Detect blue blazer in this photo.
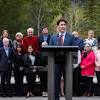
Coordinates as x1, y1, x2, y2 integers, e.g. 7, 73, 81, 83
49, 32, 76, 63
49, 32, 76, 46
39, 34, 51, 46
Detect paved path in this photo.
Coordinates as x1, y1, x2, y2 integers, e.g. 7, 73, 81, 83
0, 97, 100, 100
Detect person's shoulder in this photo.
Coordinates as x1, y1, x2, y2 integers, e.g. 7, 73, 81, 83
33, 35, 39, 39
66, 32, 72, 35
93, 38, 98, 41
66, 32, 74, 38
38, 34, 43, 39
95, 50, 99, 54
23, 53, 28, 57
79, 37, 84, 41
51, 33, 58, 37
9, 47, 13, 51
0, 47, 4, 51
9, 38, 12, 41
0, 47, 3, 50
48, 34, 51, 37
0, 37, 2, 41
33, 35, 38, 37
23, 36, 28, 40
84, 38, 88, 41
13, 39, 17, 42
90, 50, 95, 55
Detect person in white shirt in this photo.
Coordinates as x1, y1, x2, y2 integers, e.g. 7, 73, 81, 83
84, 30, 98, 52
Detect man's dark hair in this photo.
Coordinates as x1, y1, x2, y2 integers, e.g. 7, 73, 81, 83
57, 19, 68, 26
2, 30, 8, 34
42, 26, 48, 30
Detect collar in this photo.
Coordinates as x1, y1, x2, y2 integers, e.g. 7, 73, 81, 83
59, 31, 66, 37
43, 34, 48, 37
88, 38, 94, 40
4, 47, 9, 50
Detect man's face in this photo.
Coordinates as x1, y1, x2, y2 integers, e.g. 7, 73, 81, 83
27, 31, 33, 37
3, 39, 9, 47
57, 21, 67, 33
42, 28, 48, 34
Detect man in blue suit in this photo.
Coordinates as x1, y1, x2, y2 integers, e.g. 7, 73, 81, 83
49, 19, 76, 100
0, 38, 13, 97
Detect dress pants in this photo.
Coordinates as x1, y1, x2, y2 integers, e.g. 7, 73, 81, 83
95, 71, 100, 95
40, 71, 47, 92
73, 67, 81, 96
0, 70, 12, 96
26, 72, 36, 93
54, 63, 65, 100
14, 69, 23, 96
81, 76, 93, 95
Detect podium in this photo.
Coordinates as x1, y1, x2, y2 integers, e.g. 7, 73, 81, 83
42, 46, 78, 100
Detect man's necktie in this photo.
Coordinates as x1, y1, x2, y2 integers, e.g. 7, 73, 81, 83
59, 34, 64, 45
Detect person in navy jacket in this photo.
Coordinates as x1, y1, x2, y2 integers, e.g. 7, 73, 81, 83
49, 19, 76, 100
38, 26, 51, 96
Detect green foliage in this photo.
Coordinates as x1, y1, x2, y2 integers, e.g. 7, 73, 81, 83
82, 0, 100, 37
0, 0, 99, 38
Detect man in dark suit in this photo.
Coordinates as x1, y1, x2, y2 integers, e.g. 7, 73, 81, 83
39, 26, 51, 46
39, 26, 51, 65
49, 19, 76, 100
38, 26, 51, 96
0, 38, 13, 97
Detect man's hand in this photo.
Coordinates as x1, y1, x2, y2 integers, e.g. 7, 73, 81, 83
73, 64, 78, 68
42, 41, 48, 46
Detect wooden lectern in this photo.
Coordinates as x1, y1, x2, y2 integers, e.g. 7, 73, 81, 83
42, 46, 78, 100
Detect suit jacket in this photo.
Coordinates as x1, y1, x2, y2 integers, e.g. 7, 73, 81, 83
39, 34, 51, 46
0, 47, 13, 71
74, 37, 84, 51
38, 34, 51, 65
23, 54, 36, 73
49, 32, 76, 46
49, 32, 76, 63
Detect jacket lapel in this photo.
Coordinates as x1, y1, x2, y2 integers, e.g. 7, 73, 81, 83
2, 48, 8, 58
56, 34, 60, 45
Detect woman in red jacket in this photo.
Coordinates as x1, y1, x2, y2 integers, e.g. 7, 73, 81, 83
80, 43, 95, 96
23, 28, 40, 54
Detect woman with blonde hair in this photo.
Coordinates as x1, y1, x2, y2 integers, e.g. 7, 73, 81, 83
13, 32, 23, 51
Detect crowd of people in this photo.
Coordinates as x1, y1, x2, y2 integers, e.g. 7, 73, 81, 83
0, 19, 100, 99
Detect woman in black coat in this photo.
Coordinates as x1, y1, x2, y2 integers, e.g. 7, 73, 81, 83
23, 45, 36, 97
13, 44, 24, 96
